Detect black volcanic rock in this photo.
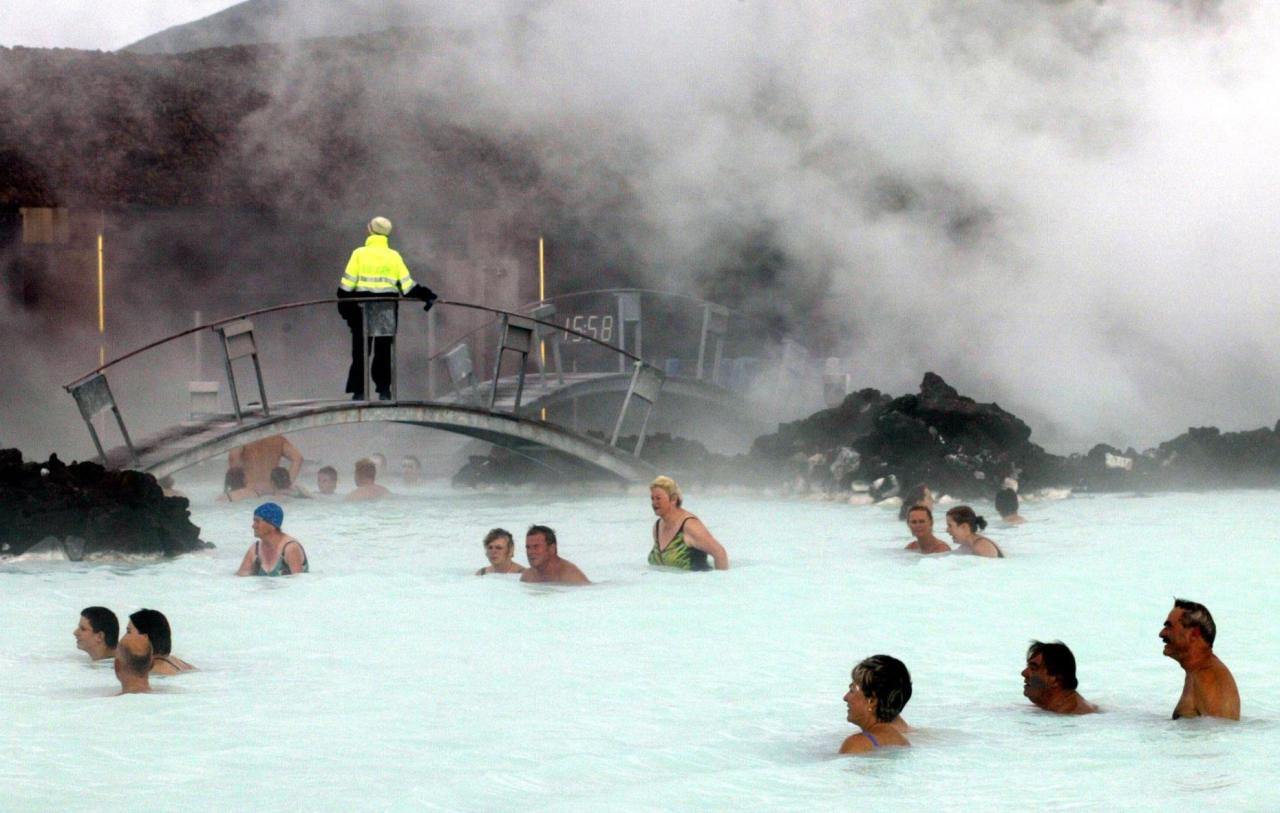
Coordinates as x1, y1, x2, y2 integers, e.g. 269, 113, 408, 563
0, 449, 210, 559
750, 373, 1060, 497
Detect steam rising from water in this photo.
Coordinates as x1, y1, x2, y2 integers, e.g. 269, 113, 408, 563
9, 0, 1280, 458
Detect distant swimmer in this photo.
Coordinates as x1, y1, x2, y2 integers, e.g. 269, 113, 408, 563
1022, 641, 1097, 715
236, 502, 309, 577
401, 455, 423, 487
1161, 599, 1239, 720
128, 609, 195, 675
74, 606, 119, 662
228, 434, 303, 495
897, 483, 934, 521
648, 475, 729, 571
345, 458, 391, 502
316, 465, 338, 496
945, 506, 1003, 558
995, 488, 1026, 525
219, 467, 257, 503
840, 655, 912, 754
476, 528, 526, 575
114, 633, 153, 695
269, 466, 310, 499
904, 505, 951, 554
520, 525, 589, 585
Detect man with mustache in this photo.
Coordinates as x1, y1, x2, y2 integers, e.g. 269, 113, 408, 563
1160, 599, 1239, 720
1021, 640, 1097, 715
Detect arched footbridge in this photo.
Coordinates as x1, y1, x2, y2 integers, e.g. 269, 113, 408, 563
64, 293, 807, 483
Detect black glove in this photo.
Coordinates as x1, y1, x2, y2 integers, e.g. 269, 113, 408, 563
406, 284, 438, 312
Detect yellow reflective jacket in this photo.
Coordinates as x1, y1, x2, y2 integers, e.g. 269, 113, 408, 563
339, 234, 417, 295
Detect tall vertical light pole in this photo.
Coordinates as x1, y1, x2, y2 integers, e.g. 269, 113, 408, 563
539, 236, 547, 421
97, 211, 105, 367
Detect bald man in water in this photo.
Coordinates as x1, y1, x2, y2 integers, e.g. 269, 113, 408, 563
114, 633, 153, 695
1161, 599, 1239, 720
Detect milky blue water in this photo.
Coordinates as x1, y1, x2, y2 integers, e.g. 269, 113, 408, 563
2, 487, 1276, 811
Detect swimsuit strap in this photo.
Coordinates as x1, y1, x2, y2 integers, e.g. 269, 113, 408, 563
656, 516, 695, 549
864, 732, 880, 749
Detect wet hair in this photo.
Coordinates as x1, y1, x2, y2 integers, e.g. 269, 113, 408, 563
946, 505, 988, 533
355, 458, 377, 483
224, 466, 247, 491
81, 606, 119, 648
484, 528, 514, 551
1174, 598, 1217, 647
852, 655, 913, 723
129, 609, 173, 655
994, 487, 1020, 517
118, 636, 153, 676
906, 504, 932, 521
650, 475, 683, 507
526, 524, 557, 546
1027, 640, 1079, 691
898, 484, 931, 520
318, 466, 337, 479
269, 466, 292, 490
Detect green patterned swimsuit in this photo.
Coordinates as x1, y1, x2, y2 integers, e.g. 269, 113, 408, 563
253, 540, 309, 576
649, 517, 710, 571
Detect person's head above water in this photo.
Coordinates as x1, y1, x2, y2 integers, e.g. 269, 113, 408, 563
354, 458, 378, 485
224, 466, 247, 491
368, 216, 392, 236
1022, 640, 1097, 714
1162, 598, 1217, 658
75, 606, 119, 660
525, 525, 558, 568
128, 609, 174, 656
945, 505, 986, 533
850, 655, 913, 723
252, 502, 284, 538
898, 483, 933, 520
114, 633, 153, 693
317, 466, 337, 495
269, 467, 292, 491
906, 505, 933, 536
650, 473, 680, 507
995, 488, 1020, 518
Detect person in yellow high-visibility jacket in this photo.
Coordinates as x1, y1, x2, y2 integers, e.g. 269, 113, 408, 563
336, 216, 437, 399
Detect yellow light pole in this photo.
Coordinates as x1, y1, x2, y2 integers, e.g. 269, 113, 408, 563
539, 236, 547, 421
97, 212, 105, 366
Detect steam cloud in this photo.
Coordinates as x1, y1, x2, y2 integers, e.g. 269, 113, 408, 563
8, 0, 1280, 458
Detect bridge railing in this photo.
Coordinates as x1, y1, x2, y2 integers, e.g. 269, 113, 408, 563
63, 298, 665, 468
515, 288, 748, 387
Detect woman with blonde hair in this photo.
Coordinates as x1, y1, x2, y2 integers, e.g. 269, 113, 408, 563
648, 475, 729, 571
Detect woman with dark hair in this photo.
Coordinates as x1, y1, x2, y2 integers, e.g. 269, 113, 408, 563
897, 483, 933, 521
945, 506, 1003, 558
128, 609, 196, 675
219, 466, 256, 503
995, 488, 1026, 525
840, 655, 912, 753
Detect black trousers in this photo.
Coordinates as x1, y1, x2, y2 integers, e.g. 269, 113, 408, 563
345, 321, 394, 398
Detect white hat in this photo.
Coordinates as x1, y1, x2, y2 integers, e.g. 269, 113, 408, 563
367, 216, 392, 235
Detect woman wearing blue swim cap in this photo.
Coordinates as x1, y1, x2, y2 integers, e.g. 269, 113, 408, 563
235, 502, 309, 576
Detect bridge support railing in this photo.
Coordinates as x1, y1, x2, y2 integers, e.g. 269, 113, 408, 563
696, 303, 729, 384
529, 303, 565, 390
489, 314, 536, 413
443, 344, 483, 407
610, 361, 664, 457
214, 319, 270, 421
615, 292, 642, 373
65, 373, 138, 466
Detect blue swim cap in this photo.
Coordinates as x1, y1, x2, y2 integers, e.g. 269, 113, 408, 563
253, 502, 284, 528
